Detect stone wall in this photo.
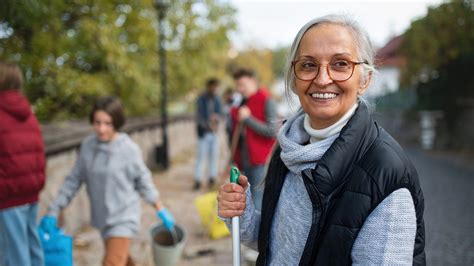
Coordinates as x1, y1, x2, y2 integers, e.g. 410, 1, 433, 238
38, 116, 196, 233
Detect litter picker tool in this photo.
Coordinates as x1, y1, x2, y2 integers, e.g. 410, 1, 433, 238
230, 166, 241, 266
229, 122, 242, 165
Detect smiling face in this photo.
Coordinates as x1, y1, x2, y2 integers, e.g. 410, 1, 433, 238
93, 110, 117, 142
294, 23, 371, 129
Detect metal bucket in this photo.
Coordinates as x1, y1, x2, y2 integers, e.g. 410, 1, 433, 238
150, 224, 186, 266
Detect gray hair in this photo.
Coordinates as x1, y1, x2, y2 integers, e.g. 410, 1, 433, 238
284, 14, 376, 102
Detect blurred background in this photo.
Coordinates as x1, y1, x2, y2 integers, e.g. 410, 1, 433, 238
1, 0, 473, 265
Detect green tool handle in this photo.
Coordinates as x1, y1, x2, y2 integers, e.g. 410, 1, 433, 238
229, 165, 241, 265
230, 166, 240, 184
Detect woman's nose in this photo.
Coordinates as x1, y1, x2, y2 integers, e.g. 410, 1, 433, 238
312, 65, 333, 86
96, 124, 106, 133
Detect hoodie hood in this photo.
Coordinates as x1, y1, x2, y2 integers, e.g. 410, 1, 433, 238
0, 90, 32, 121
88, 133, 131, 166
81, 133, 131, 193
93, 133, 129, 151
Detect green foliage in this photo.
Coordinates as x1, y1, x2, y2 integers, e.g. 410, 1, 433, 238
166, 0, 236, 100
416, 53, 474, 121
400, 0, 474, 147
400, 0, 474, 86
227, 47, 275, 89
0, 0, 236, 121
271, 45, 289, 79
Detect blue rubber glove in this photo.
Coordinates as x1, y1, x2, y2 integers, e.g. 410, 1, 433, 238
39, 215, 58, 234
157, 208, 175, 230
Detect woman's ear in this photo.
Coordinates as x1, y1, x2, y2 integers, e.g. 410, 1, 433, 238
358, 71, 372, 95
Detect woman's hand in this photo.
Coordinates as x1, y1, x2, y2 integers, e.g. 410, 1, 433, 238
217, 175, 249, 218
39, 215, 58, 234
155, 200, 164, 211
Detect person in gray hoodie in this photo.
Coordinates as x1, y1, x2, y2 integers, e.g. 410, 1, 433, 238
40, 96, 175, 266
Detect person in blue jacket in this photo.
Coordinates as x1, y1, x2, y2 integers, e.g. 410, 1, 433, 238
194, 78, 223, 190
41, 96, 175, 266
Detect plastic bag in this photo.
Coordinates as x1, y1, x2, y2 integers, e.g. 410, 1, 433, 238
194, 191, 230, 239
38, 226, 73, 266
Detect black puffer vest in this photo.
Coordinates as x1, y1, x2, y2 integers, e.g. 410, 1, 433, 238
256, 103, 425, 265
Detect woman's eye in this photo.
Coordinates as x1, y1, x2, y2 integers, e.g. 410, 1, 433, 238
332, 60, 350, 68
301, 61, 318, 69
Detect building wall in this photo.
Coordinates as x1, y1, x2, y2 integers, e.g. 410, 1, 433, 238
367, 66, 400, 98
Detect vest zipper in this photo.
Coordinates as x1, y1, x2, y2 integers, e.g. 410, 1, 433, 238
311, 183, 326, 264
299, 170, 326, 265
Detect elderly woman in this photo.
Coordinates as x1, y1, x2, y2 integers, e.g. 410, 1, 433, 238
218, 14, 425, 265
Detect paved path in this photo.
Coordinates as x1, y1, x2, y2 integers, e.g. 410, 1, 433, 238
406, 148, 474, 265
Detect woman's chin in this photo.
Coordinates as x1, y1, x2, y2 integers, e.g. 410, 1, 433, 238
305, 101, 339, 119
306, 108, 340, 128
97, 135, 111, 142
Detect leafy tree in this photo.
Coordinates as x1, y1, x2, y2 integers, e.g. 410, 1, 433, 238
400, 0, 474, 86
227, 47, 275, 89
271, 45, 289, 79
415, 52, 474, 138
166, 0, 236, 100
400, 0, 474, 147
0, 0, 236, 121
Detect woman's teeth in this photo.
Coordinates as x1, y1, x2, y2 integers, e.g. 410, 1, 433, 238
310, 93, 337, 99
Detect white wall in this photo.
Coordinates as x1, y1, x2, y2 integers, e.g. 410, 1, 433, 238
368, 66, 401, 98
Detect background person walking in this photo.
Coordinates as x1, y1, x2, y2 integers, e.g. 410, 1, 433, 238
40, 96, 175, 266
194, 78, 223, 190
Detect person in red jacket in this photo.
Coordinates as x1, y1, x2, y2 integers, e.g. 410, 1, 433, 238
0, 61, 46, 266
230, 68, 277, 211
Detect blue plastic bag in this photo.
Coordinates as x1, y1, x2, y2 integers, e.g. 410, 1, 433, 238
38, 226, 73, 266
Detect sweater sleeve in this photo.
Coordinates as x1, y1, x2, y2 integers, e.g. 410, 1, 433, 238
47, 153, 85, 217
130, 146, 159, 205
351, 188, 416, 265
244, 99, 278, 138
222, 186, 261, 251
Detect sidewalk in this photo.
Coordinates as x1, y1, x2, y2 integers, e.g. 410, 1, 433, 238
71, 131, 253, 265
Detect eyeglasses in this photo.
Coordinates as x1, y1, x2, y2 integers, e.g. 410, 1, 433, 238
292, 58, 368, 82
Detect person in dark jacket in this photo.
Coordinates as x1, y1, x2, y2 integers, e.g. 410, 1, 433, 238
230, 68, 277, 211
194, 78, 223, 190
0, 61, 46, 266
218, 14, 425, 265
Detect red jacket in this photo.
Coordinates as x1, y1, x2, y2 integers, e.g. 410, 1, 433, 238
0, 90, 45, 210
231, 88, 276, 167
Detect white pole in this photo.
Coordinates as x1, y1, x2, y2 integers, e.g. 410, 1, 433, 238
232, 216, 240, 266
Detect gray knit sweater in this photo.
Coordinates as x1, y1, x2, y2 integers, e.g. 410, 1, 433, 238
226, 108, 417, 265
48, 133, 159, 238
